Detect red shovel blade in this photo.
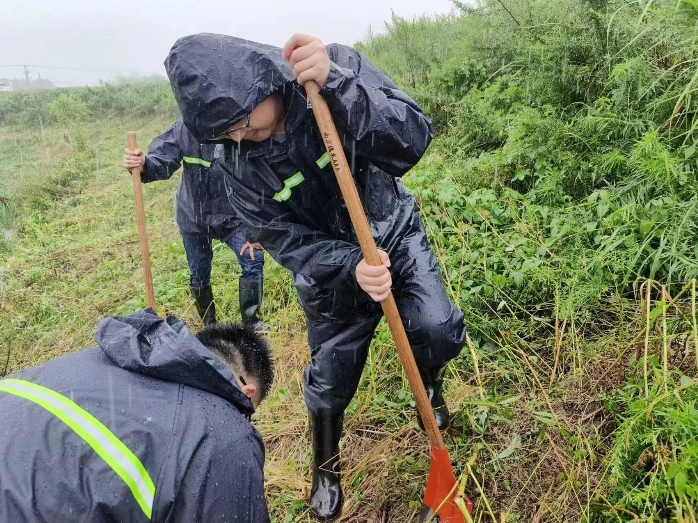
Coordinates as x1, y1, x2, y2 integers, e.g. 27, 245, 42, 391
422, 446, 472, 522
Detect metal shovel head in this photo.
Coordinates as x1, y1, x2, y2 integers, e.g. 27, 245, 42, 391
421, 445, 472, 523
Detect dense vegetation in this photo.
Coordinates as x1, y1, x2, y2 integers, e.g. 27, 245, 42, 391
0, 80, 178, 128
358, 0, 698, 520
0, 1, 697, 521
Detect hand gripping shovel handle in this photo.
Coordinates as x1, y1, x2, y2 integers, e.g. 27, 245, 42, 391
303, 81, 446, 451
127, 132, 156, 310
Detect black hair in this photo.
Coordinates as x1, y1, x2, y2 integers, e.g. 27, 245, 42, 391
196, 323, 274, 401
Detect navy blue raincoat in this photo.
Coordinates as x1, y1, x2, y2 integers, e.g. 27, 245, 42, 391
143, 119, 242, 241
165, 34, 433, 308
0, 309, 269, 522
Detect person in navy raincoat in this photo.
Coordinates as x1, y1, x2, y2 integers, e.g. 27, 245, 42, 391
123, 122, 268, 331
165, 32, 467, 521
0, 309, 274, 522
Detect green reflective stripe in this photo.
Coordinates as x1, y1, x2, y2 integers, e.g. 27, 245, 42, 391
273, 172, 305, 202
183, 156, 211, 168
316, 152, 330, 168
0, 379, 155, 519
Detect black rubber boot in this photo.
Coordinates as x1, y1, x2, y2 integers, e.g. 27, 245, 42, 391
239, 278, 270, 333
191, 285, 216, 326
308, 410, 343, 521
416, 365, 450, 432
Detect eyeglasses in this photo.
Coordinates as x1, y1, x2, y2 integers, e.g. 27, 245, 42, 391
216, 114, 251, 140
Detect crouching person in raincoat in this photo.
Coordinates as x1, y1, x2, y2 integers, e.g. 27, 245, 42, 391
164, 33, 467, 521
0, 309, 273, 522
123, 122, 269, 332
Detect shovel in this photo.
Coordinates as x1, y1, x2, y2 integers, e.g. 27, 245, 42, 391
304, 80, 473, 522
126, 131, 156, 310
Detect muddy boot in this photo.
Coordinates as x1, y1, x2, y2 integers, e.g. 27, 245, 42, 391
191, 285, 216, 326
416, 365, 450, 432
309, 410, 343, 521
239, 277, 270, 333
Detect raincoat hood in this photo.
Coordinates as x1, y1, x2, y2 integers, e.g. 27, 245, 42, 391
96, 308, 253, 415
165, 33, 296, 142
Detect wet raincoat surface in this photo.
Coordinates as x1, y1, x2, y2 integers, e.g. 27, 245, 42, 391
166, 34, 466, 415
143, 119, 242, 241
0, 309, 269, 523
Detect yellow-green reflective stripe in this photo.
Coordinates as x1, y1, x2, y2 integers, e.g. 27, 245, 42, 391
316, 152, 330, 168
183, 156, 211, 168
273, 172, 305, 202
0, 379, 155, 519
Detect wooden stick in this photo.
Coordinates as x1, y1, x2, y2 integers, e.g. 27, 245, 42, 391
127, 132, 156, 310
304, 81, 445, 450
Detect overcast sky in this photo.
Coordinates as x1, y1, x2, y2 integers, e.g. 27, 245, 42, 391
0, 0, 456, 87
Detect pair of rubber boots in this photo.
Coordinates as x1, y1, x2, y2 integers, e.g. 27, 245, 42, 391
309, 366, 448, 521
191, 277, 269, 332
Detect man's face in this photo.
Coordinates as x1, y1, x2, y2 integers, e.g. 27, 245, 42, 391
227, 94, 283, 143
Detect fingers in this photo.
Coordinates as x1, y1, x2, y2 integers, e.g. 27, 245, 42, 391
360, 278, 392, 295
297, 67, 323, 86
291, 54, 318, 77
289, 42, 317, 67
377, 249, 391, 267
356, 256, 392, 302
357, 262, 390, 278
240, 242, 255, 260
123, 148, 144, 170
363, 278, 392, 302
356, 269, 390, 286
282, 33, 315, 60
355, 249, 393, 301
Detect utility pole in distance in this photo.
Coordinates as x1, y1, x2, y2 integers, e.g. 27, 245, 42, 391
23, 65, 30, 89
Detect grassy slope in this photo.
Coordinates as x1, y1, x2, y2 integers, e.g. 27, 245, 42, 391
2, 114, 697, 522
0, 118, 449, 522
0, 117, 614, 523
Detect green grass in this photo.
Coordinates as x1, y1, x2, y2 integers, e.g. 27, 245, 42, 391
2, 1, 698, 521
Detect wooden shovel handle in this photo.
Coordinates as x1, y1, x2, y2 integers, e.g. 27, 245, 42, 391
304, 81, 446, 450
127, 132, 156, 310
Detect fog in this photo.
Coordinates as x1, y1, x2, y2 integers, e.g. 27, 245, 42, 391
0, 0, 456, 87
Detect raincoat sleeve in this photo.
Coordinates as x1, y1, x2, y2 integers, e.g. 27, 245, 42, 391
228, 178, 363, 291
169, 424, 270, 523
141, 120, 184, 183
320, 43, 433, 177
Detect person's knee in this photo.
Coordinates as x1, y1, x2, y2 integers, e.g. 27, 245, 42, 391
407, 308, 466, 368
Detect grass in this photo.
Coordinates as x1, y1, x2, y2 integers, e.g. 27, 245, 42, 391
2, 1, 698, 520
2, 114, 695, 522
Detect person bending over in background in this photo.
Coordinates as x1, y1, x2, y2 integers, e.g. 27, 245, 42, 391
165, 32, 467, 521
123, 122, 269, 331
0, 308, 274, 522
